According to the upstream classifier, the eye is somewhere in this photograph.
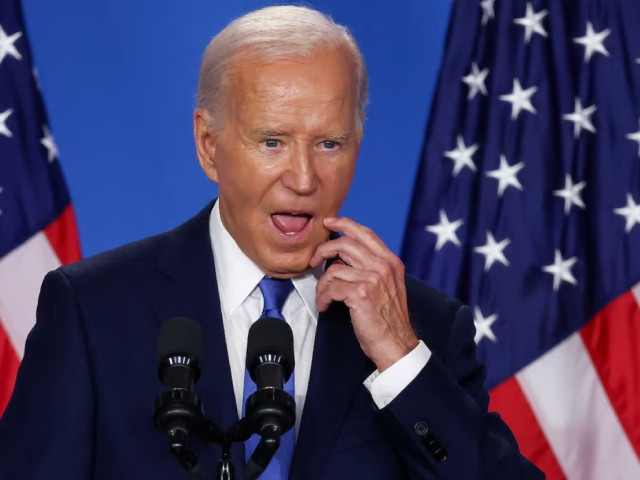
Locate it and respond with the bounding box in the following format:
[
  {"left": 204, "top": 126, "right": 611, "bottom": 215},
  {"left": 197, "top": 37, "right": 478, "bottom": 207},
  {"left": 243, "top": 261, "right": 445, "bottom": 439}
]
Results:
[
  {"left": 264, "top": 139, "right": 280, "bottom": 148},
  {"left": 321, "top": 140, "right": 338, "bottom": 149}
]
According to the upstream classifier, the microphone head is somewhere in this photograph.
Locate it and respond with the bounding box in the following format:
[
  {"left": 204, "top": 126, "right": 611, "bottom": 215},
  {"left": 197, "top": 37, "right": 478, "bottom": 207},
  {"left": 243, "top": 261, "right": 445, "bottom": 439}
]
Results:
[
  {"left": 157, "top": 316, "right": 203, "bottom": 380},
  {"left": 246, "top": 317, "right": 295, "bottom": 381}
]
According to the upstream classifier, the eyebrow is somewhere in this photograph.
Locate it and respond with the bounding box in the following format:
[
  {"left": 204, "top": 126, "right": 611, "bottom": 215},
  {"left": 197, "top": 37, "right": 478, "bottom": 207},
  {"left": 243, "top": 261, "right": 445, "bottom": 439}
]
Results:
[
  {"left": 251, "top": 128, "right": 287, "bottom": 137},
  {"left": 322, "top": 132, "right": 350, "bottom": 143},
  {"left": 250, "top": 128, "right": 351, "bottom": 143}
]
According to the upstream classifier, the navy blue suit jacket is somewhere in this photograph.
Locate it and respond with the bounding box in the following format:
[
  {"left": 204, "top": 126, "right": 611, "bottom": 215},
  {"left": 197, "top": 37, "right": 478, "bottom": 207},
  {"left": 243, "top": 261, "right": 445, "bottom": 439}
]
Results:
[{"left": 0, "top": 202, "right": 543, "bottom": 479}]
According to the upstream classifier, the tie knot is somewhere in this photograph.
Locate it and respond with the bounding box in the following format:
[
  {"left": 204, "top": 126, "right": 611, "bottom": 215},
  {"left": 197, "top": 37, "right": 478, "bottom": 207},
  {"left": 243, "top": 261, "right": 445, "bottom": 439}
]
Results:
[{"left": 258, "top": 277, "right": 294, "bottom": 320}]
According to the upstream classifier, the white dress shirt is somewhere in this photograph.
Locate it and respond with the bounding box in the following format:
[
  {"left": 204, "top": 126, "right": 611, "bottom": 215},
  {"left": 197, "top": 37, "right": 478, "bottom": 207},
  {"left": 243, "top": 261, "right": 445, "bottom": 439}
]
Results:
[{"left": 208, "top": 202, "right": 431, "bottom": 433}]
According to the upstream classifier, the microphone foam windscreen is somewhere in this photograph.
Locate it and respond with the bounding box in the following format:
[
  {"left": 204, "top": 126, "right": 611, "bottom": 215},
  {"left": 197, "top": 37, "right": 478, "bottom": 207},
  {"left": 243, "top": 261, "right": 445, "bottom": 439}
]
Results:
[
  {"left": 246, "top": 317, "right": 295, "bottom": 373},
  {"left": 157, "top": 316, "right": 204, "bottom": 369}
]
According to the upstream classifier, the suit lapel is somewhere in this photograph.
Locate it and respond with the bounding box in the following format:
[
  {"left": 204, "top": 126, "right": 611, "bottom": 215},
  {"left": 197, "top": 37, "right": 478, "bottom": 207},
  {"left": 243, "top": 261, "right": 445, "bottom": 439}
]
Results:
[
  {"left": 290, "top": 300, "right": 373, "bottom": 479},
  {"left": 150, "top": 202, "right": 244, "bottom": 474}
]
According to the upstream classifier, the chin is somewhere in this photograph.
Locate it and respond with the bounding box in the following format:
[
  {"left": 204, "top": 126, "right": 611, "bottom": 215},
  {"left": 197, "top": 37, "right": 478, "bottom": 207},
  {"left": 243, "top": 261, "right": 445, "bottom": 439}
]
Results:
[{"left": 260, "top": 250, "right": 314, "bottom": 278}]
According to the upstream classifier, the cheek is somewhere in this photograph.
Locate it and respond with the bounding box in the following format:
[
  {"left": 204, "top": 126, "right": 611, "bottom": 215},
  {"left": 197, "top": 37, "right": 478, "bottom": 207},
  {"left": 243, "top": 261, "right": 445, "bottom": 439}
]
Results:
[
  {"left": 214, "top": 141, "right": 258, "bottom": 179},
  {"left": 216, "top": 159, "right": 263, "bottom": 201},
  {"left": 318, "top": 178, "right": 353, "bottom": 215},
  {"left": 331, "top": 162, "right": 356, "bottom": 198}
]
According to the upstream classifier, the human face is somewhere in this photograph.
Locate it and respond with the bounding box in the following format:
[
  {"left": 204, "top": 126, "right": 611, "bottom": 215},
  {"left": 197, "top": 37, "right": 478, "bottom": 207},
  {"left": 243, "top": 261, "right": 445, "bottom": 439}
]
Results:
[{"left": 194, "top": 47, "right": 361, "bottom": 277}]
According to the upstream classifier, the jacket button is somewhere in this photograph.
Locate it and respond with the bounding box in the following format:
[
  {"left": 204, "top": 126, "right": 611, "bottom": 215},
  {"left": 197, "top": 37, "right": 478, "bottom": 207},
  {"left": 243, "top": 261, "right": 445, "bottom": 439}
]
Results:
[
  {"left": 424, "top": 433, "right": 448, "bottom": 463},
  {"left": 432, "top": 447, "right": 447, "bottom": 463},
  {"left": 413, "top": 421, "right": 448, "bottom": 463},
  {"left": 414, "top": 421, "right": 428, "bottom": 436}
]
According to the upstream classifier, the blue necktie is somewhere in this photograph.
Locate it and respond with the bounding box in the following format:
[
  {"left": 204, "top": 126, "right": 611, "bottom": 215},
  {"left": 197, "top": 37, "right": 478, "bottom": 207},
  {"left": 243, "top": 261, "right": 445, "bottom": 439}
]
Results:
[{"left": 243, "top": 277, "right": 295, "bottom": 479}]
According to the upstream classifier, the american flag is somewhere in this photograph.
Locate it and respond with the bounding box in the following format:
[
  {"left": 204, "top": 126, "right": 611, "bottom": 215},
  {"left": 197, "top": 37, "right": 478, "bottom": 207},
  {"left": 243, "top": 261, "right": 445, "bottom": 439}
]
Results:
[
  {"left": 0, "top": 0, "right": 81, "bottom": 416},
  {"left": 402, "top": 0, "right": 640, "bottom": 478}
]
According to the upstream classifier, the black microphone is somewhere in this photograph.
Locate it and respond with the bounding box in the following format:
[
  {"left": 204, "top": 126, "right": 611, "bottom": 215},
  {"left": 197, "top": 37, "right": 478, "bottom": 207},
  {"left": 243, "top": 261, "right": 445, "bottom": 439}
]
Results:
[
  {"left": 154, "top": 317, "right": 209, "bottom": 478},
  {"left": 246, "top": 317, "right": 295, "bottom": 390},
  {"left": 156, "top": 316, "right": 203, "bottom": 393},
  {"left": 243, "top": 317, "right": 296, "bottom": 480}
]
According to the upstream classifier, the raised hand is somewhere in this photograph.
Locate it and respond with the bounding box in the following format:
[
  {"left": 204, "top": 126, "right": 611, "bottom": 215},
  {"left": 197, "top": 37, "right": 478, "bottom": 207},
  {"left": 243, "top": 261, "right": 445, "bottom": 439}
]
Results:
[{"left": 310, "top": 217, "right": 419, "bottom": 371}]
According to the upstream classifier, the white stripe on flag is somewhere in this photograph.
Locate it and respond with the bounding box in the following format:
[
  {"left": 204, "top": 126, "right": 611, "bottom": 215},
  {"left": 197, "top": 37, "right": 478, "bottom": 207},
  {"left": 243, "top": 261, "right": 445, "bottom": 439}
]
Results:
[
  {"left": 632, "top": 282, "right": 640, "bottom": 308},
  {"left": 516, "top": 331, "right": 640, "bottom": 479},
  {"left": 0, "top": 232, "right": 61, "bottom": 358}
]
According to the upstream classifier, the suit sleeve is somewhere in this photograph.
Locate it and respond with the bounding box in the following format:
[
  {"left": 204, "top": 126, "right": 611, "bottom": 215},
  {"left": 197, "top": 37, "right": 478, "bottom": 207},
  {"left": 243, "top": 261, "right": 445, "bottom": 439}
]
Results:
[
  {"left": 0, "top": 269, "right": 95, "bottom": 479},
  {"left": 378, "top": 304, "right": 545, "bottom": 480}
]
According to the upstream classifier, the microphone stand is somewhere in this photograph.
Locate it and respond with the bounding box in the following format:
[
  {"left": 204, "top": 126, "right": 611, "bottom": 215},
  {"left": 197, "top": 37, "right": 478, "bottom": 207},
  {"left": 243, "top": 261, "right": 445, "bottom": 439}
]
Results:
[
  {"left": 241, "top": 426, "right": 281, "bottom": 480},
  {"left": 154, "top": 386, "right": 294, "bottom": 480},
  {"left": 154, "top": 316, "right": 295, "bottom": 480}
]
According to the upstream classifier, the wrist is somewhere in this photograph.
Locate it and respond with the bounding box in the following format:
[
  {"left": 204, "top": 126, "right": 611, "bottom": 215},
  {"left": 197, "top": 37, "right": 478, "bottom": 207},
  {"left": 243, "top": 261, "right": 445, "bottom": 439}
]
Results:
[{"left": 372, "top": 335, "right": 420, "bottom": 372}]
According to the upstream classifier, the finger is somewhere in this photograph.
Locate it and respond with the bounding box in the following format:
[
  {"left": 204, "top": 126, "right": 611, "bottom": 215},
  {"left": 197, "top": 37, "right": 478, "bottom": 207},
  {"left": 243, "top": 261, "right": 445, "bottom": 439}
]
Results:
[
  {"left": 311, "top": 243, "right": 406, "bottom": 300},
  {"left": 315, "top": 263, "right": 375, "bottom": 311},
  {"left": 310, "top": 234, "right": 380, "bottom": 268},
  {"left": 316, "top": 276, "right": 348, "bottom": 311},
  {"left": 323, "top": 217, "right": 390, "bottom": 255},
  {"left": 317, "top": 262, "right": 406, "bottom": 307}
]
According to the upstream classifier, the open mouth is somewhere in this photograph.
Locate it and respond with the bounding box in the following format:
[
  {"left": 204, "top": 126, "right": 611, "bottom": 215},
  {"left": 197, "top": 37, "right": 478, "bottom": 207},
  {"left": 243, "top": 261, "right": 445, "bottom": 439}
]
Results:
[{"left": 271, "top": 212, "right": 313, "bottom": 235}]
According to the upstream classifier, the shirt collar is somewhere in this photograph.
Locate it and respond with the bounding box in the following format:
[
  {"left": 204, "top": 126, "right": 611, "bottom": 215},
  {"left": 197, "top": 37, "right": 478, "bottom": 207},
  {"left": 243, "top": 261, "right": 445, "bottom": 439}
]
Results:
[{"left": 209, "top": 201, "right": 321, "bottom": 321}]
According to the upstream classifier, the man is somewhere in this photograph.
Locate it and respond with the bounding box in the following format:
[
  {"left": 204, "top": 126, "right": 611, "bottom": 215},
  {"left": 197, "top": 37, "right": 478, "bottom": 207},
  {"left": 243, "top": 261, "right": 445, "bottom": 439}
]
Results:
[{"left": 0, "top": 5, "right": 543, "bottom": 479}]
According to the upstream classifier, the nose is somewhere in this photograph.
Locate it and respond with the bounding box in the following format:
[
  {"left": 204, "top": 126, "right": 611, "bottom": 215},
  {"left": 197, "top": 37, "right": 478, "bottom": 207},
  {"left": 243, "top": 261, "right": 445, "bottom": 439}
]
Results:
[{"left": 281, "top": 145, "right": 318, "bottom": 195}]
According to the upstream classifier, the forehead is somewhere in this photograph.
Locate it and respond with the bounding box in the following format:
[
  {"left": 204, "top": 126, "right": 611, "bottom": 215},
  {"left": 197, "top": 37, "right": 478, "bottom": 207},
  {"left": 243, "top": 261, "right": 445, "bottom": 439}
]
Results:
[{"left": 225, "top": 47, "right": 358, "bottom": 123}]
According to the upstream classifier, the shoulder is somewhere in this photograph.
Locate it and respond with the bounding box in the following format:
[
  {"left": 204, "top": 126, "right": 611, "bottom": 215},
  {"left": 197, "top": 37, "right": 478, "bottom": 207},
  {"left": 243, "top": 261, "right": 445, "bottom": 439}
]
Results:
[
  {"left": 60, "top": 230, "right": 167, "bottom": 282},
  {"left": 405, "top": 275, "right": 471, "bottom": 355},
  {"left": 55, "top": 201, "right": 214, "bottom": 289},
  {"left": 405, "top": 275, "right": 464, "bottom": 322}
]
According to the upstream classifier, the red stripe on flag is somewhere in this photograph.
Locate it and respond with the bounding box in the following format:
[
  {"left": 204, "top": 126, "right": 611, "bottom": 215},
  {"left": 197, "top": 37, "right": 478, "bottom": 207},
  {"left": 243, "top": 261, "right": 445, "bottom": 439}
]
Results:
[
  {"left": 580, "top": 289, "right": 640, "bottom": 460},
  {"left": 0, "top": 319, "right": 20, "bottom": 417},
  {"left": 44, "top": 205, "right": 82, "bottom": 265},
  {"left": 490, "top": 377, "right": 566, "bottom": 479}
]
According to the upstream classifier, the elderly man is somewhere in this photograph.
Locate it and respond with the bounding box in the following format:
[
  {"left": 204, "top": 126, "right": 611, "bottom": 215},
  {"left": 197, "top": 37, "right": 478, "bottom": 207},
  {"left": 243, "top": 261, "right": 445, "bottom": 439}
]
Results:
[{"left": 0, "top": 5, "right": 543, "bottom": 480}]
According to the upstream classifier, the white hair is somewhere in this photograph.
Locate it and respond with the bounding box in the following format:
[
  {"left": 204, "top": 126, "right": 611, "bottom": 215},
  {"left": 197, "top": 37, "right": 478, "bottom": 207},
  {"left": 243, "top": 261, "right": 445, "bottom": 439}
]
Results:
[{"left": 196, "top": 5, "right": 368, "bottom": 130}]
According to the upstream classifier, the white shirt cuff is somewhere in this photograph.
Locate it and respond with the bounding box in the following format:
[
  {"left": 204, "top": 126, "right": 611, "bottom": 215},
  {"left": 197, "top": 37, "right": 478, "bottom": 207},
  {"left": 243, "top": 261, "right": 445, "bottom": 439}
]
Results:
[{"left": 363, "top": 340, "right": 431, "bottom": 409}]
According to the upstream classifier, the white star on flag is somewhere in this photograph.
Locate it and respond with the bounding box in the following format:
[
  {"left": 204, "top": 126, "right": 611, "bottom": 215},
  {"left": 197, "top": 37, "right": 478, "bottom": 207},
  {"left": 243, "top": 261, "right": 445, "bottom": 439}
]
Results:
[
  {"left": 474, "top": 231, "right": 511, "bottom": 271},
  {"left": 40, "top": 125, "right": 59, "bottom": 162},
  {"left": 553, "top": 174, "right": 586, "bottom": 214},
  {"left": 513, "top": 3, "right": 548, "bottom": 43},
  {"left": 0, "top": 108, "right": 13, "bottom": 137},
  {"left": 542, "top": 249, "right": 578, "bottom": 291},
  {"left": 425, "top": 210, "right": 464, "bottom": 251},
  {"left": 626, "top": 120, "right": 640, "bottom": 157},
  {"left": 499, "top": 79, "right": 538, "bottom": 120},
  {"left": 562, "top": 98, "right": 596, "bottom": 138},
  {"left": 614, "top": 193, "right": 640, "bottom": 233},
  {"left": 444, "top": 135, "right": 478, "bottom": 176},
  {"left": 486, "top": 154, "right": 525, "bottom": 196},
  {"left": 473, "top": 307, "right": 498, "bottom": 344},
  {"left": 573, "top": 21, "right": 611, "bottom": 63},
  {"left": 462, "top": 62, "right": 489, "bottom": 100},
  {"left": 0, "top": 24, "right": 22, "bottom": 66},
  {"left": 480, "top": 0, "right": 495, "bottom": 25}
]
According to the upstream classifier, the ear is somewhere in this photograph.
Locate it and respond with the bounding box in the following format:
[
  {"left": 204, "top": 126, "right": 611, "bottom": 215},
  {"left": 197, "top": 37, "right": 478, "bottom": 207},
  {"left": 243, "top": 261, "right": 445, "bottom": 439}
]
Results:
[
  {"left": 357, "top": 112, "right": 366, "bottom": 141},
  {"left": 194, "top": 108, "right": 219, "bottom": 183}
]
